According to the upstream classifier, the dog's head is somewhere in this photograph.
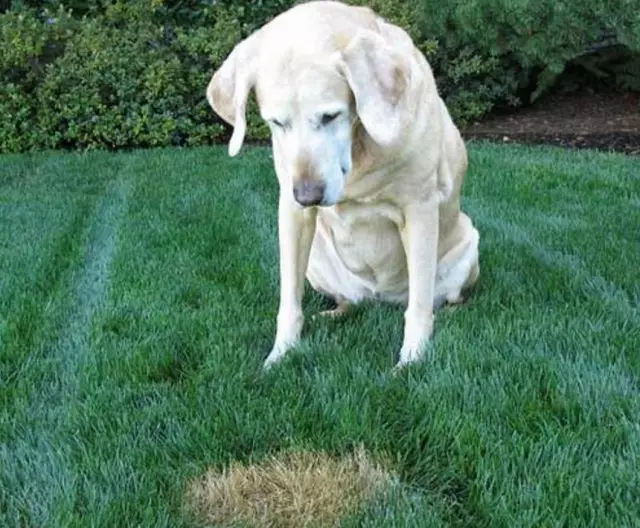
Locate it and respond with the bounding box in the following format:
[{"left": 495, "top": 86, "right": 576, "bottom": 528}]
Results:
[{"left": 206, "top": 3, "right": 416, "bottom": 207}]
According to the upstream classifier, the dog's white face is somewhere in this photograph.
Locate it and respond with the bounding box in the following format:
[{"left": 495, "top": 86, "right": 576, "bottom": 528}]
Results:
[
  {"left": 206, "top": 4, "right": 415, "bottom": 207},
  {"left": 258, "top": 62, "right": 355, "bottom": 207}
]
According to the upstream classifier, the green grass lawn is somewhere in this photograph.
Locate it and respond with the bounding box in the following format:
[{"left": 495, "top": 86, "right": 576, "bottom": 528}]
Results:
[{"left": 1, "top": 143, "right": 639, "bottom": 526}]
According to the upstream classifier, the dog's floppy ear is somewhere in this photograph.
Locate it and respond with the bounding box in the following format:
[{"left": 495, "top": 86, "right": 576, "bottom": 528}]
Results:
[
  {"left": 336, "top": 30, "right": 413, "bottom": 147},
  {"left": 206, "top": 33, "right": 260, "bottom": 157}
]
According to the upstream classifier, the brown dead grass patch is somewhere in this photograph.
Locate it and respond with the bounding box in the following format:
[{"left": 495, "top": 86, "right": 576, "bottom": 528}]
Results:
[{"left": 185, "top": 445, "right": 395, "bottom": 527}]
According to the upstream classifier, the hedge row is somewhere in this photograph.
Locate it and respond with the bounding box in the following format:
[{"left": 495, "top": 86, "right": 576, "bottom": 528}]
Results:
[{"left": 1, "top": 0, "right": 638, "bottom": 153}]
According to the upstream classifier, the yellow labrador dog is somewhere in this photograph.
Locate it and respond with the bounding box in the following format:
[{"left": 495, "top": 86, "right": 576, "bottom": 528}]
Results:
[{"left": 207, "top": 1, "right": 480, "bottom": 369}]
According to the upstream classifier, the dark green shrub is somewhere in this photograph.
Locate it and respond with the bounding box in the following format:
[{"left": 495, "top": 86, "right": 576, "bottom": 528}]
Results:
[
  {"left": 0, "top": 0, "right": 638, "bottom": 152},
  {"left": 572, "top": 45, "right": 640, "bottom": 92},
  {"left": 172, "top": 2, "right": 272, "bottom": 143},
  {"left": 0, "top": 5, "right": 75, "bottom": 151},
  {"left": 0, "top": 0, "right": 284, "bottom": 152},
  {"left": 34, "top": 1, "right": 231, "bottom": 150},
  {"left": 415, "top": 0, "right": 640, "bottom": 121}
]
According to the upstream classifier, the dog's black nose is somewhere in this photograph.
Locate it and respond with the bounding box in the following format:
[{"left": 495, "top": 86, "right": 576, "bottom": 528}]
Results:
[{"left": 293, "top": 181, "right": 325, "bottom": 207}]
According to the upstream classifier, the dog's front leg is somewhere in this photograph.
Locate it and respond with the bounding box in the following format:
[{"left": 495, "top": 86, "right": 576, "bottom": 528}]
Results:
[
  {"left": 397, "top": 198, "right": 439, "bottom": 368},
  {"left": 263, "top": 195, "right": 317, "bottom": 368}
]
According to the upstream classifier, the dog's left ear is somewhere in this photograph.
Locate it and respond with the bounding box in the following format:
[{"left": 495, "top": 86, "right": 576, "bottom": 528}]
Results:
[
  {"left": 206, "top": 32, "right": 260, "bottom": 157},
  {"left": 336, "top": 29, "right": 413, "bottom": 147}
]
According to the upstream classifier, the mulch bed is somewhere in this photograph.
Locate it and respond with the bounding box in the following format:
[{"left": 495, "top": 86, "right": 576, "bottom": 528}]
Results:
[{"left": 463, "top": 91, "right": 640, "bottom": 155}]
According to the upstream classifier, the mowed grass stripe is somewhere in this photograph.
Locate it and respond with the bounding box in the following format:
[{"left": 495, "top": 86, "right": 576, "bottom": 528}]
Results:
[
  {"left": 1, "top": 171, "right": 132, "bottom": 526},
  {"left": 25, "top": 147, "right": 286, "bottom": 526},
  {"left": 1, "top": 151, "right": 134, "bottom": 377},
  {"left": 469, "top": 198, "right": 638, "bottom": 325},
  {"left": 0, "top": 144, "right": 638, "bottom": 527},
  {"left": 0, "top": 201, "right": 92, "bottom": 380},
  {"left": 465, "top": 143, "right": 640, "bottom": 297},
  {"left": 51, "top": 176, "right": 131, "bottom": 381}
]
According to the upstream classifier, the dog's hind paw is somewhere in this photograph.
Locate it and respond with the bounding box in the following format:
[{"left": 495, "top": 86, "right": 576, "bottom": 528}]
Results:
[{"left": 312, "top": 300, "right": 350, "bottom": 320}]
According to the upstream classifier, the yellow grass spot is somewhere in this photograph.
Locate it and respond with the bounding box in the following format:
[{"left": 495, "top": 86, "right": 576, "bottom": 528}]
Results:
[{"left": 185, "top": 445, "right": 395, "bottom": 527}]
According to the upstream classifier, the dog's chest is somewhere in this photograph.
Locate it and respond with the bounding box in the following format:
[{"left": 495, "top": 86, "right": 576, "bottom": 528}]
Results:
[
  {"left": 315, "top": 200, "right": 408, "bottom": 292},
  {"left": 324, "top": 199, "right": 404, "bottom": 230}
]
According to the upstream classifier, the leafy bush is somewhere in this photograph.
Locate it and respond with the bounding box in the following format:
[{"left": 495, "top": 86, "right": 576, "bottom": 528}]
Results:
[
  {"left": 415, "top": 0, "right": 640, "bottom": 120},
  {"left": 0, "top": 0, "right": 638, "bottom": 153},
  {"left": 33, "top": 1, "right": 234, "bottom": 150},
  {"left": 0, "top": 5, "right": 75, "bottom": 151},
  {"left": 0, "top": 0, "right": 283, "bottom": 152}
]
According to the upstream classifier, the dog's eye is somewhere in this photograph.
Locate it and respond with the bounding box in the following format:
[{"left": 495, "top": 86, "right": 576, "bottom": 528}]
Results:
[
  {"left": 320, "top": 112, "right": 340, "bottom": 126},
  {"left": 270, "top": 119, "right": 285, "bottom": 128}
]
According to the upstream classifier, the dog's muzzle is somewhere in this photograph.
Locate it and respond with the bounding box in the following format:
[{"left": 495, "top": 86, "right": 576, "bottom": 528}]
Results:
[{"left": 293, "top": 181, "right": 325, "bottom": 207}]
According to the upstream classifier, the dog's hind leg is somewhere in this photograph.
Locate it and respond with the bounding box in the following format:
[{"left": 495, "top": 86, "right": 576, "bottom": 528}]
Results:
[
  {"left": 314, "top": 297, "right": 350, "bottom": 319},
  {"left": 443, "top": 258, "right": 479, "bottom": 308}
]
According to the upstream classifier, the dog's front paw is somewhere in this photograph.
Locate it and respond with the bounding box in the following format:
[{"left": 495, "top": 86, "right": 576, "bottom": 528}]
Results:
[
  {"left": 263, "top": 344, "right": 291, "bottom": 369},
  {"left": 394, "top": 343, "right": 427, "bottom": 370},
  {"left": 263, "top": 312, "right": 303, "bottom": 369},
  {"left": 394, "top": 310, "right": 433, "bottom": 370}
]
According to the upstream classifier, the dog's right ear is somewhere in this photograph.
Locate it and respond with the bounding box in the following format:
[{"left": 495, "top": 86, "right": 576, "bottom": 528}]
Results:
[{"left": 206, "top": 33, "right": 260, "bottom": 157}]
